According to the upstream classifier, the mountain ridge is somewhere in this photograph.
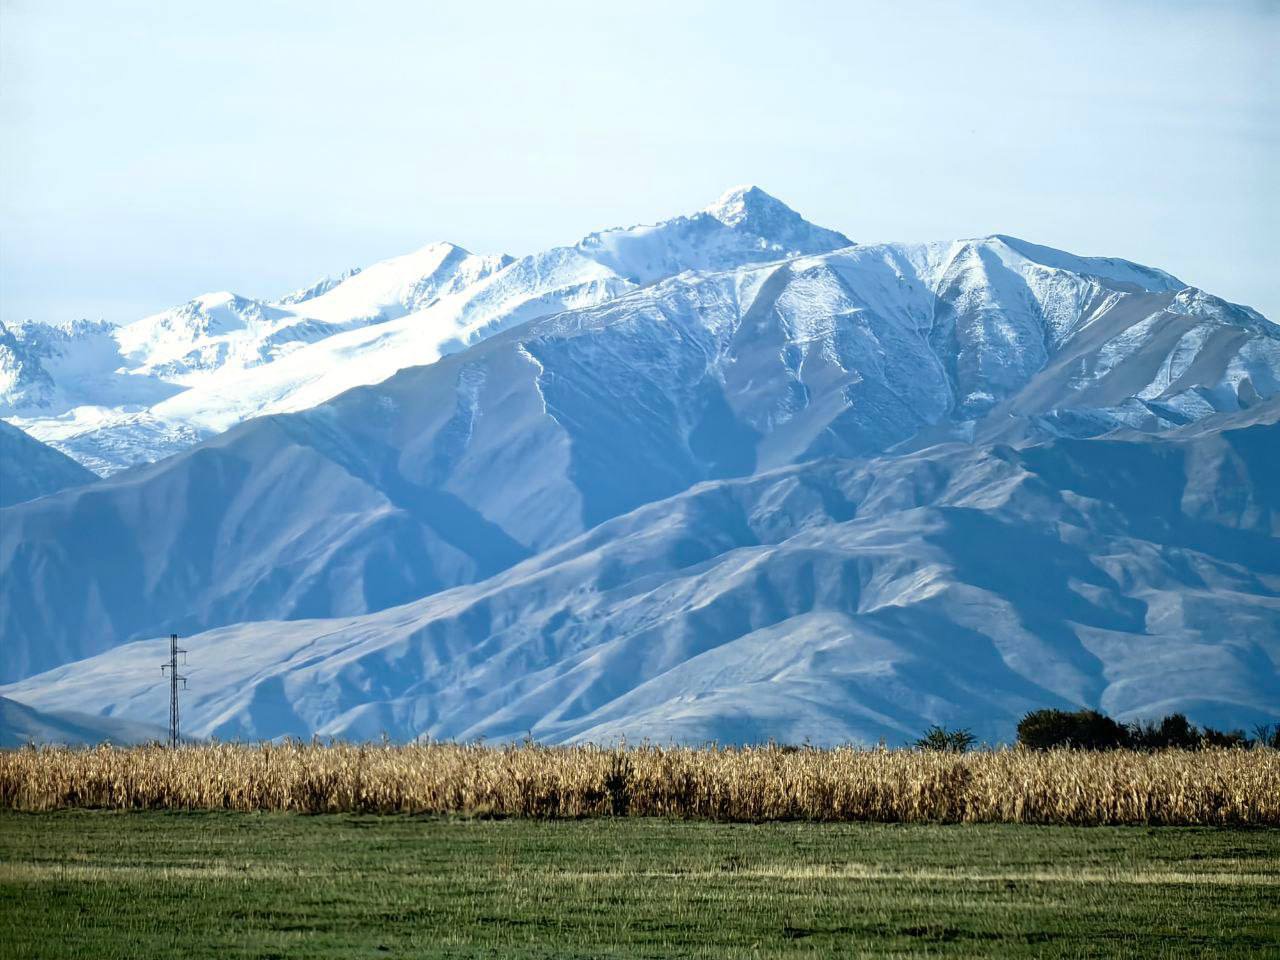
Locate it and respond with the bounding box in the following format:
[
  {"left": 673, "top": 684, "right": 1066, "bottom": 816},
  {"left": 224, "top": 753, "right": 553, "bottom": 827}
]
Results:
[
  {"left": 1, "top": 218, "right": 1275, "bottom": 683},
  {"left": 2, "top": 189, "right": 851, "bottom": 474}
]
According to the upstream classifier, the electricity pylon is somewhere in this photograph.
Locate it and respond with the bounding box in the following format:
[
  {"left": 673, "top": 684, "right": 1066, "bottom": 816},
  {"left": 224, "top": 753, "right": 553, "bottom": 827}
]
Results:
[{"left": 160, "top": 633, "right": 187, "bottom": 748}]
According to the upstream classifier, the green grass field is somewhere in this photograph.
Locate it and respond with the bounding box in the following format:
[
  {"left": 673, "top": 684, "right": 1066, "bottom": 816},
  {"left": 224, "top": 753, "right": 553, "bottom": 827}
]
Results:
[{"left": 1, "top": 812, "right": 1277, "bottom": 959}]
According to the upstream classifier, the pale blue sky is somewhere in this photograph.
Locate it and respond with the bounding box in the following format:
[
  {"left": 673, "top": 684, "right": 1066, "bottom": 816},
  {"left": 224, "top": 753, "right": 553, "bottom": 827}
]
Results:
[{"left": 2, "top": 0, "right": 1276, "bottom": 324}]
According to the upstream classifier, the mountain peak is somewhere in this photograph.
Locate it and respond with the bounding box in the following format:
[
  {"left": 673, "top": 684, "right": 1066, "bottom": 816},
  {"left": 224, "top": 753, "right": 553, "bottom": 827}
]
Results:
[
  {"left": 703, "top": 184, "right": 786, "bottom": 227},
  {"left": 192, "top": 291, "right": 240, "bottom": 309},
  {"left": 572, "top": 186, "right": 851, "bottom": 286},
  {"left": 702, "top": 185, "right": 853, "bottom": 251}
]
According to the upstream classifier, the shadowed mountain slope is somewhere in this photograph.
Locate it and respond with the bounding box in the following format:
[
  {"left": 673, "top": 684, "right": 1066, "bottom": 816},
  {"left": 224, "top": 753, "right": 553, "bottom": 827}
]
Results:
[
  {"left": 0, "top": 420, "right": 97, "bottom": 507},
  {"left": 0, "top": 695, "right": 168, "bottom": 747},
  {"left": 7, "top": 402, "right": 1276, "bottom": 745}
]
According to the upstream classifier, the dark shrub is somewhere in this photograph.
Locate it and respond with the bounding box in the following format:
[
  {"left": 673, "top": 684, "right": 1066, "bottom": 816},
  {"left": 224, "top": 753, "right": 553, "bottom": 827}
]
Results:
[
  {"left": 1016, "top": 709, "right": 1128, "bottom": 750},
  {"left": 1253, "top": 723, "right": 1280, "bottom": 749},
  {"left": 914, "top": 725, "right": 976, "bottom": 753},
  {"left": 1201, "top": 727, "right": 1248, "bottom": 748},
  {"left": 1128, "top": 713, "right": 1200, "bottom": 750}
]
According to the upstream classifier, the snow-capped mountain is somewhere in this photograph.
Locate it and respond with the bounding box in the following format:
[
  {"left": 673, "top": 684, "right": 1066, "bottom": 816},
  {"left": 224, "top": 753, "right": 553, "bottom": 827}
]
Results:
[
  {"left": 6, "top": 401, "right": 1276, "bottom": 745},
  {"left": 0, "top": 241, "right": 514, "bottom": 473},
  {"left": 0, "top": 318, "right": 132, "bottom": 412},
  {"left": 1, "top": 188, "right": 852, "bottom": 474},
  {"left": 2, "top": 214, "right": 1276, "bottom": 684},
  {"left": 0, "top": 420, "right": 97, "bottom": 507}
]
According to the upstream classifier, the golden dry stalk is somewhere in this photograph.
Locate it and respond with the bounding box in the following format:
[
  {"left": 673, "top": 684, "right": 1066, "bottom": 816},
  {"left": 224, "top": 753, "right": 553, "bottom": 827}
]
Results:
[{"left": 2, "top": 742, "right": 1277, "bottom": 825}]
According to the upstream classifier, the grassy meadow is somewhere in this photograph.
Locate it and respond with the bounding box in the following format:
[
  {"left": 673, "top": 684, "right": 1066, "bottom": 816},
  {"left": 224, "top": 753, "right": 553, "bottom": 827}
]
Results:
[{"left": 1, "top": 811, "right": 1277, "bottom": 959}]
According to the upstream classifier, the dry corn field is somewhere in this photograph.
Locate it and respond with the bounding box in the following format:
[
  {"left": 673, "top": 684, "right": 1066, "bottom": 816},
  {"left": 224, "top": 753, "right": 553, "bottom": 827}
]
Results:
[{"left": 4, "top": 742, "right": 1279, "bottom": 825}]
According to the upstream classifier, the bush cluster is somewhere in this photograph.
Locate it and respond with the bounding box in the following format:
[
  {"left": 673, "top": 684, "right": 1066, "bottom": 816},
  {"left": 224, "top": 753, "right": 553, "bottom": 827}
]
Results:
[
  {"left": 912, "top": 725, "right": 976, "bottom": 753},
  {"left": 1015, "top": 710, "right": 1280, "bottom": 751},
  {"left": 909, "top": 715, "right": 1279, "bottom": 754}
]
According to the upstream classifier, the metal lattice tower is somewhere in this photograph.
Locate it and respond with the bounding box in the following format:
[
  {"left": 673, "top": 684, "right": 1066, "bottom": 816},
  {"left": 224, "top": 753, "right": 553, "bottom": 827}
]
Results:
[{"left": 160, "top": 633, "right": 187, "bottom": 748}]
